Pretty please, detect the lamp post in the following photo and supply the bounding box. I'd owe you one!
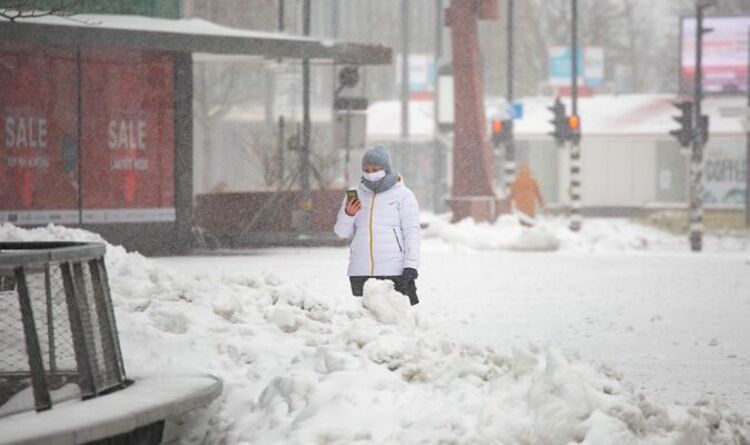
[745,27,750,226]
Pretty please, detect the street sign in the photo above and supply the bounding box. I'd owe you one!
[509,102,523,120]
[437,64,454,132]
[334,96,368,111]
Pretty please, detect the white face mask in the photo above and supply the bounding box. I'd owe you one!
[363,170,386,182]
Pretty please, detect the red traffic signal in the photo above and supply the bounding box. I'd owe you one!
[568,115,580,131]
[491,119,504,134]
[490,119,512,146]
[567,114,581,144]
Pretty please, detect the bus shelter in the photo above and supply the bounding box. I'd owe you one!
[0,13,390,254]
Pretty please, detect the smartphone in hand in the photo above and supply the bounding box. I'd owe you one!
[346,189,359,203]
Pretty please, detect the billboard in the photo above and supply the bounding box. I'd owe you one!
[548,47,604,87]
[396,54,436,93]
[681,16,750,95]
[0,43,80,224]
[80,48,175,223]
[703,143,747,206]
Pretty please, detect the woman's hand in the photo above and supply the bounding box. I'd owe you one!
[401,267,418,281]
[345,199,362,216]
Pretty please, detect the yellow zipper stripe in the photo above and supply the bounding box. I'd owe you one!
[368,192,376,276]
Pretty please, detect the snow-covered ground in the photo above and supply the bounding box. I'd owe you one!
[1,217,749,444]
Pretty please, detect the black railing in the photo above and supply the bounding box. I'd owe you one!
[0,242,128,417]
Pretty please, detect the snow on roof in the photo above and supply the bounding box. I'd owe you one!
[367,94,749,139]
[0,11,391,65]
[0,12,314,42]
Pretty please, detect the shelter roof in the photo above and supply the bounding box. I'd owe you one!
[0,12,391,65]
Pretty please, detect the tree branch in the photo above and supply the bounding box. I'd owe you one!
[0,0,83,22]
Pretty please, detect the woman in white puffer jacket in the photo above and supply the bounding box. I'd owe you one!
[334,145,421,305]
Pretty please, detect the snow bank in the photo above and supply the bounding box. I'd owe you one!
[421,213,741,253]
[423,214,561,252]
[2,223,748,444]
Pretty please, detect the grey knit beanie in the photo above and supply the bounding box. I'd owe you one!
[361,145,394,174]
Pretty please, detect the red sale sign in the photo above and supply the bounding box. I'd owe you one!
[1,44,176,225]
[80,48,175,223]
[0,43,79,224]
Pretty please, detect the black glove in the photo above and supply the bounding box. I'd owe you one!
[401,267,418,281]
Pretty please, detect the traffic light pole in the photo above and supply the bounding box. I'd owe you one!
[689,4,708,252]
[300,0,312,232]
[746,26,750,226]
[503,0,516,196]
[569,0,582,232]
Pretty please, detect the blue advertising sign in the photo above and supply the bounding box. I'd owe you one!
[549,48,582,80]
[548,47,604,87]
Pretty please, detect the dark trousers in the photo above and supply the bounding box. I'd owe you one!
[350,276,419,306]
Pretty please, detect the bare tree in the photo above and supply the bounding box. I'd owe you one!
[194,60,261,191]
[0,0,82,21]
[308,127,338,189]
[235,125,292,189]
[712,0,750,14]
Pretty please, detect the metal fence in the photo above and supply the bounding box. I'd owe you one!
[0,242,128,417]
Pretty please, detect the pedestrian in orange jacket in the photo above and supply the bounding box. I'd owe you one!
[510,164,545,226]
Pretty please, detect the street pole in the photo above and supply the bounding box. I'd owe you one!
[569,0,582,232]
[746,27,750,226]
[400,0,410,170]
[276,0,285,186]
[344,103,352,184]
[331,0,339,41]
[277,116,285,184]
[433,0,444,212]
[503,0,516,196]
[301,0,311,231]
[690,4,707,252]
[331,0,343,183]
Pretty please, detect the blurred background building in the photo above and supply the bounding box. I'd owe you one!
[2,0,749,250]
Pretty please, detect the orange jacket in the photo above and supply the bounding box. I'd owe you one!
[510,166,544,218]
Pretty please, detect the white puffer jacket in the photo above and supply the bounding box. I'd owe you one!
[334,179,421,277]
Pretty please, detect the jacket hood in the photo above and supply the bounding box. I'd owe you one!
[361,145,394,174]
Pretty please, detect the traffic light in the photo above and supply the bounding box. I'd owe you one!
[548,97,567,146]
[697,114,709,146]
[669,101,693,148]
[490,118,512,147]
[567,114,581,144]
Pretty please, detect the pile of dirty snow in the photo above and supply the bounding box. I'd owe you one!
[1,223,748,444]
